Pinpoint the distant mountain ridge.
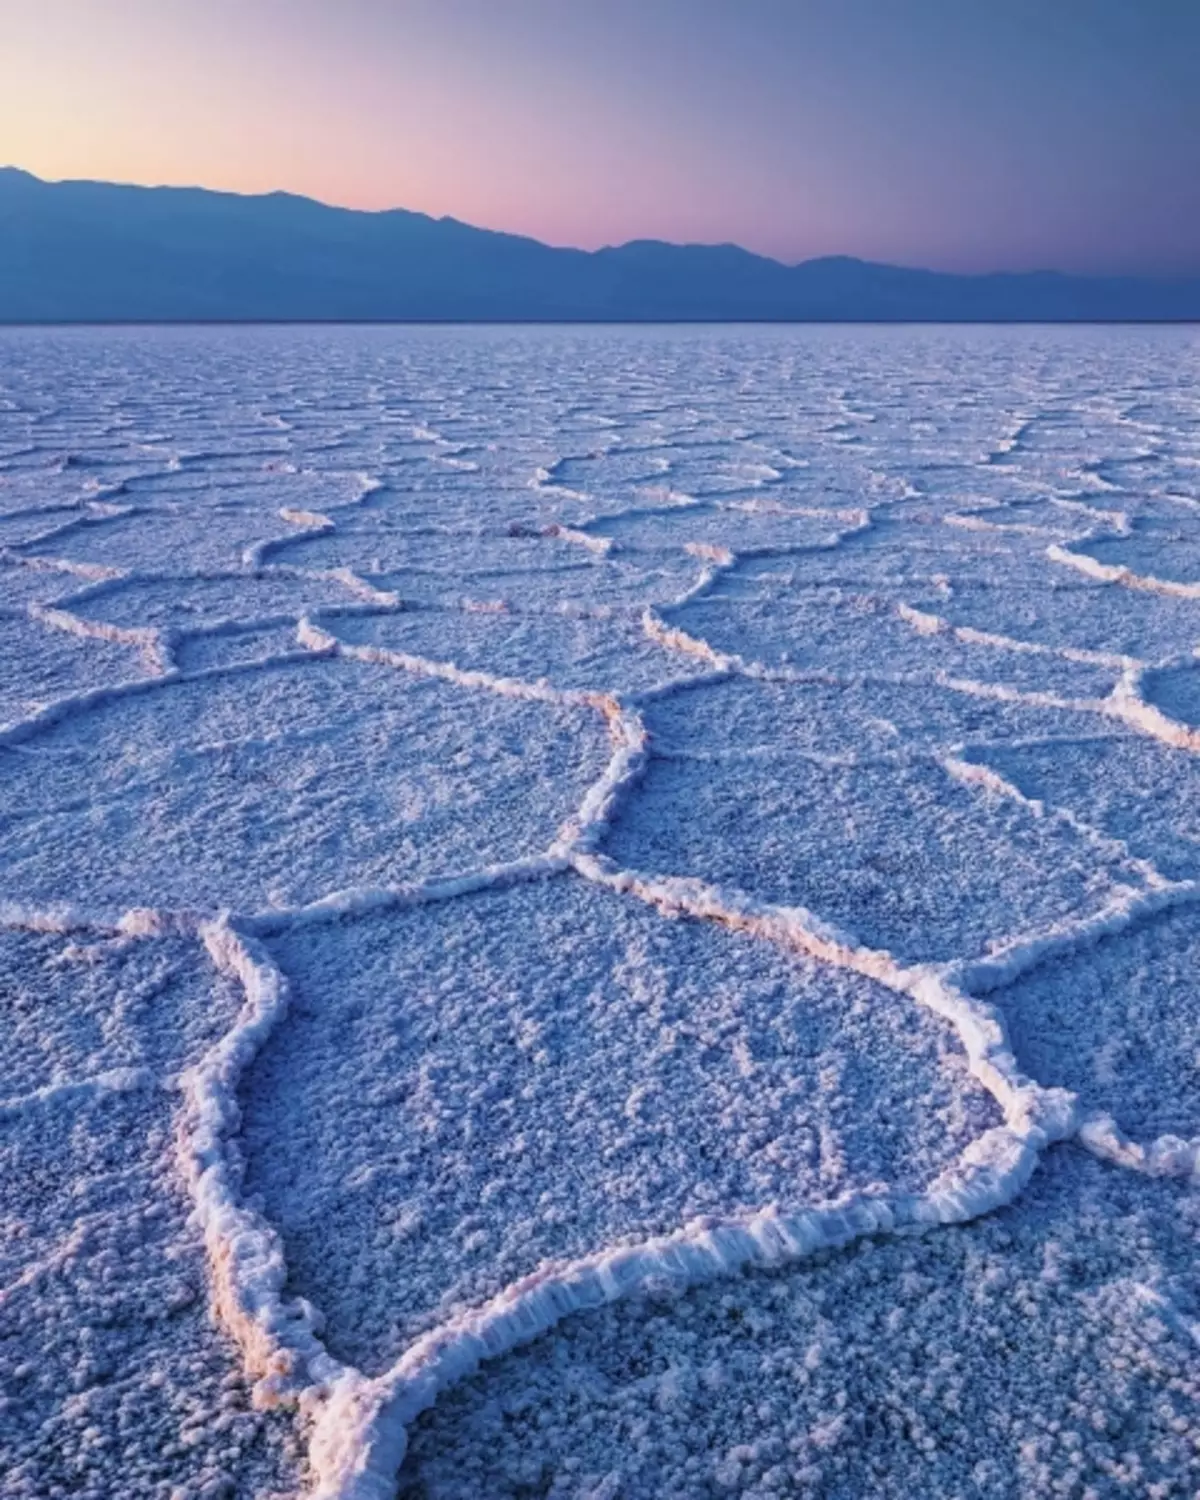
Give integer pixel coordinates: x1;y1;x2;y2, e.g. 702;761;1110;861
2;167;1198;323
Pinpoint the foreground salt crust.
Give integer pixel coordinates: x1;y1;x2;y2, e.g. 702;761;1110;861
401;1150;1200;1499
0;925;305;1499
1;324;1199;1498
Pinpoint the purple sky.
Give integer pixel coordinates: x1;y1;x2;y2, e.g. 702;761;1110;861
3;0;1198;273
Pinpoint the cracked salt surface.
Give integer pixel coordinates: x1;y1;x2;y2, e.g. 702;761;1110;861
970;734;1200;884
1;323;1199;1498
0;612;145;723
65;572;364;635
663;579;1122;698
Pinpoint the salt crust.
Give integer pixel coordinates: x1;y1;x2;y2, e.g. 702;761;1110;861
2;325;1199;1497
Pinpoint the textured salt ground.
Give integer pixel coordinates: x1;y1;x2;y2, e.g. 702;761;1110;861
65;573;366;634
172;624;311;673
0;504;85;546
0;457;144;495
972;734;1200;883
152;470;393;515
0;654;607;913
259;523;703;610
2;1094;307;1500
836;514;1055;567
617;673;1108;768
586;502;850;556
397;1150;1200;1500
0;613;143;725
717;522;1056;598
115;470;279;502
1;556;112;611
998;907;1200;1145
257;524;558;577
240;876;998;1374
1;324;1199;1499
323;607;706;696
632;453;801;503
934;578;1200;664
941;498;1102;537
0;931;306;1500
526;451;677;519
17;507;304;575
666;583;1121;699
0;928;237;1099
1079;531;1200;586
603;678;1130;963
1146;663;1200;728
446;551;704;610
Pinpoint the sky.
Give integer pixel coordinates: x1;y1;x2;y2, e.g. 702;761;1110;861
1;0;1198;275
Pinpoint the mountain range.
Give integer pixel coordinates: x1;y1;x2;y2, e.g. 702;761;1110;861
2;166;1198;323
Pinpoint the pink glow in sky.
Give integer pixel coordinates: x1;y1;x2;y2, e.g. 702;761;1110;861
2;0;1198;274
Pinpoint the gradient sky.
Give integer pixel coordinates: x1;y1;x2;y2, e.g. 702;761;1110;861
2;0;1198;274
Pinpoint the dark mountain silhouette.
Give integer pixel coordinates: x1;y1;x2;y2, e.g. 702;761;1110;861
2;167;1198;323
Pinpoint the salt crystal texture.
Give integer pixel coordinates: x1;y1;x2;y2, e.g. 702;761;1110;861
1;324;1198;1499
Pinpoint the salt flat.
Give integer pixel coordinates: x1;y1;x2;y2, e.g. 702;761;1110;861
1;324;1198;1499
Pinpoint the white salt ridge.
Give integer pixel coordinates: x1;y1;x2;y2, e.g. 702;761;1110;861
1049;539;1200;599
29;599;169;672
187;918;349;1400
